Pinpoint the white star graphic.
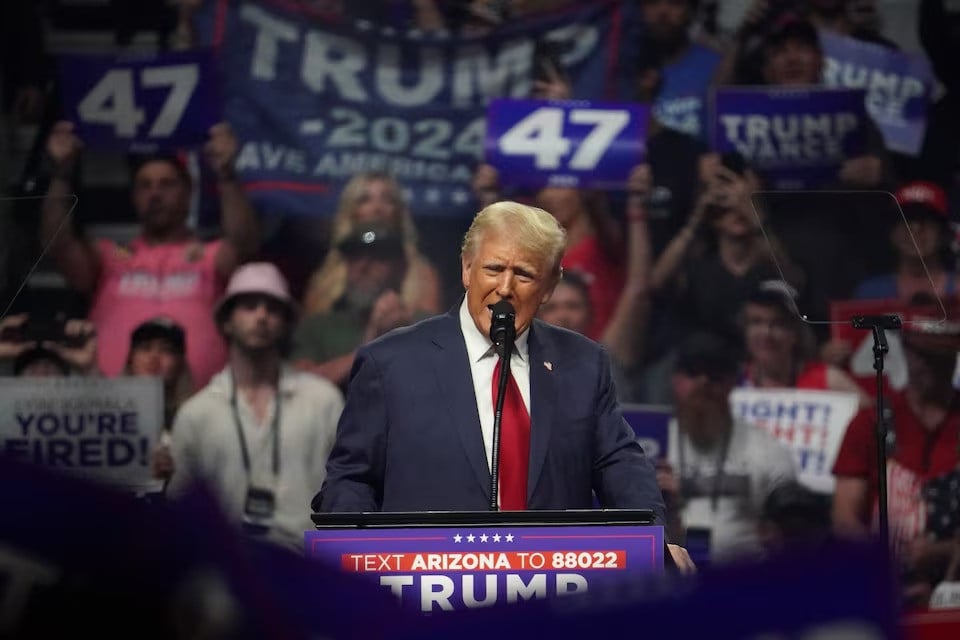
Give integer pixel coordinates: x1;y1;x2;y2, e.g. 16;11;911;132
479;534;488;543
492;534;501;542
453;534;462;543
505;534;514;542
425;188;441;204
451;189;469;205
466;534;476;543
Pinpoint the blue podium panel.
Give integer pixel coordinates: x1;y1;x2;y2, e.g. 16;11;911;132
307;512;663;612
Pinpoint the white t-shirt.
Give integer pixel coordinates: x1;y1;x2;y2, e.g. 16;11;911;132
169;366;344;550
668;417;797;563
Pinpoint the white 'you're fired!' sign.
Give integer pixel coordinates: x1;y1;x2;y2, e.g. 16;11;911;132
0;377;163;492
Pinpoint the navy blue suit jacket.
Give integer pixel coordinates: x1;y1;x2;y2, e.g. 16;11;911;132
313;309;665;524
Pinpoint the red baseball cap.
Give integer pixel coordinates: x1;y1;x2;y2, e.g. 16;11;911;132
894;181;948;220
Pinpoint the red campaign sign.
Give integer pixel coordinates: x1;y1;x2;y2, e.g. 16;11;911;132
829;297;960;394
903;610;960;640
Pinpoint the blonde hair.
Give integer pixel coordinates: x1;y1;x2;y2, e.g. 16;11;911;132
302;172;433;315
462;201;567;279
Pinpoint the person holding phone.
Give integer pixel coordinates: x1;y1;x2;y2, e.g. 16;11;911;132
0;313;99;376
649;152;802;347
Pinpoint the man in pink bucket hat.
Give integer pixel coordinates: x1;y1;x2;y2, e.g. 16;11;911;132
167;262;344;549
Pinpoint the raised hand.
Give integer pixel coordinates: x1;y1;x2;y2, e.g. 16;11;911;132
204;122;240;180
42;319;98;374
0;314;32;360
46;121;84;175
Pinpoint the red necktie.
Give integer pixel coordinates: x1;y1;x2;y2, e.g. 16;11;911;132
492;358;530;510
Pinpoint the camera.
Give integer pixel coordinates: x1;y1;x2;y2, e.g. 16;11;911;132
1;316;79;346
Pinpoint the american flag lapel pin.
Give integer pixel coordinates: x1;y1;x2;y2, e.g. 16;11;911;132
543;361;553;371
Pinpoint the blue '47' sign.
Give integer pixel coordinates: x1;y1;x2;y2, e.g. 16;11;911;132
485;99;648;190
57;49;221;152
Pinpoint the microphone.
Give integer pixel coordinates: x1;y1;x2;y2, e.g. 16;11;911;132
488;300;516;352
487;300;516;511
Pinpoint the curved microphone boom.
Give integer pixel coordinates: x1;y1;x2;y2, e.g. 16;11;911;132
488;300;516;511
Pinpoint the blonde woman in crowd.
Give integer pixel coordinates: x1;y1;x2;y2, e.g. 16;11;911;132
301;172;442;317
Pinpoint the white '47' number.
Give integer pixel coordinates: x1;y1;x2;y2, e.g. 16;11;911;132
77;64;199;138
498;107;630;170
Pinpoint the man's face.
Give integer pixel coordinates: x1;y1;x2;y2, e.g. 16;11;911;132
462;231;557;339
905;344;956;401
641;0;690;47
132;161;190;236
129;338;181;386
763;39;823;86
744;303;797;365
892;217;943;260
343;249;405;310
223;294;288;352
538;281;591;335
672;370;735;442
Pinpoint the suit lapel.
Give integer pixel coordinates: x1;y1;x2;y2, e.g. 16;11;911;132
430;311;491;502
526;322;557;502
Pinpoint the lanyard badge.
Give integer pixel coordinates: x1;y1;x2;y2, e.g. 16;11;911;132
231;374;282;531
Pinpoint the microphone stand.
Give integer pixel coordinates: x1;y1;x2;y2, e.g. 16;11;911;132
488;301;516;512
851;314;902;550
489;337;514;511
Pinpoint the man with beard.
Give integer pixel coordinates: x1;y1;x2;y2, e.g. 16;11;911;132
639;0;721;141
833;302;960;606
832;303;960;544
40;121;259;388
292;223;419;389
660;332;796;562
168;262;343;549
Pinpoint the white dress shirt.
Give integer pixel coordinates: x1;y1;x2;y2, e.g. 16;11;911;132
458;298;531;474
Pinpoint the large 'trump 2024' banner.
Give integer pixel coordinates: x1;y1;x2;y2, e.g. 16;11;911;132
197;0;624;218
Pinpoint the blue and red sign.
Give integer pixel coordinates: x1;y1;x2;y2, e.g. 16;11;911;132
306;524;664;612
58;49;220;153
485;99;649;190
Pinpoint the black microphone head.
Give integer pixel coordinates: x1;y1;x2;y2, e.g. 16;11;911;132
490;300;515;318
488;300;516;345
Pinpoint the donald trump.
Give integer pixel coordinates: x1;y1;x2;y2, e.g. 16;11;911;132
315;201;686;564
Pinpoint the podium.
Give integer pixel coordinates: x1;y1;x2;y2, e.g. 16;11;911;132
307;510;664;612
